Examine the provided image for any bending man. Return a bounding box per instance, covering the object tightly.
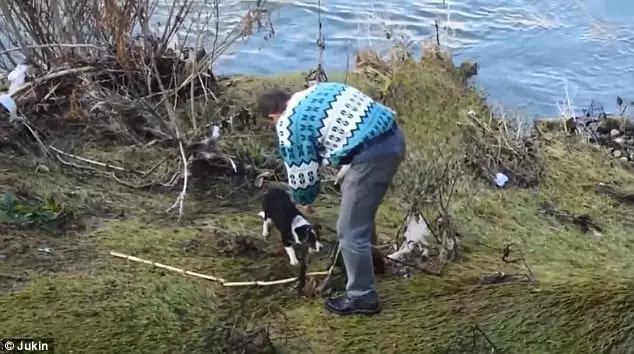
[257,82,406,315]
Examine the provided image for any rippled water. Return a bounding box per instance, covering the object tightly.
[2,1,632,117]
[197,0,634,117]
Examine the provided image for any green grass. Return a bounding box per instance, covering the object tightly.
[2,56,634,354]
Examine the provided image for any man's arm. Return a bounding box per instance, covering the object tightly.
[279,140,321,206]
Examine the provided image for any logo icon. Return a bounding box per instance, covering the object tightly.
[3,340,15,351]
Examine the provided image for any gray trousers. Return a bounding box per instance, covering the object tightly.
[337,126,406,299]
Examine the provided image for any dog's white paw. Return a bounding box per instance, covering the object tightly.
[262,230,269,238]
[284,246,300,266]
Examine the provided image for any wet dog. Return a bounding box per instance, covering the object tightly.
[258,188,323,266]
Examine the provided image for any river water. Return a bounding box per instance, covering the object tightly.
[2,1,632,117]
[201,0,634,117]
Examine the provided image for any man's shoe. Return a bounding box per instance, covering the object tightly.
[325,294,381,315]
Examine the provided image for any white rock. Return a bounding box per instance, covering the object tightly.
[610,129,621,137]
[35,164,50,173]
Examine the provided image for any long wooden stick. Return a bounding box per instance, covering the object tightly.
[110,251,328,287]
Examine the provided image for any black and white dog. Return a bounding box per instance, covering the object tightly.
[258,188,323,266]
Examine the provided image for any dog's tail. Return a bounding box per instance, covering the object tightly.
[257,211,265,219]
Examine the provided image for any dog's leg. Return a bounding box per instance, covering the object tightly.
[309,241,324,254]
[284,246,300,266]
[261,218,273,239]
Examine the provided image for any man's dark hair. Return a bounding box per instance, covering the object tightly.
[257,87,291,117]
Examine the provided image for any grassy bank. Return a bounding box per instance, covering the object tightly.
[2,52,634,354]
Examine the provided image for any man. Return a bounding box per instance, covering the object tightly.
[257,82,406,315]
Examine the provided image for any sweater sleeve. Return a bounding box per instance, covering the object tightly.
[279,138,321,206]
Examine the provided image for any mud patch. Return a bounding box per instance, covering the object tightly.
[0,273,28,292]
[0,224,98,275]
[182,230,268,259]
[202,325,276,354]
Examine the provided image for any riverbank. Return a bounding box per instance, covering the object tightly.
[1,44,634,353]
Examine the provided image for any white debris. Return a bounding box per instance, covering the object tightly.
[494,172,509,187]
[255,171,274,188]
[7,64,29,95]
[166,34,180,52]
[227,156,237,173]
[0,94,18,122]
[211,125,221,140]
[387,211,433,261]
[0,64,30,122]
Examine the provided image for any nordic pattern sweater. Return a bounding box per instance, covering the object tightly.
[275,82,396,205]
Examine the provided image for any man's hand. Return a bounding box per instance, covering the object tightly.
[334,164,351,186]
[296,204,316,215]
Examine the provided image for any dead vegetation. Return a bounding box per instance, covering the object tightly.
[462,108,543,188]
[0,0,277,223]
[389,153,463,277]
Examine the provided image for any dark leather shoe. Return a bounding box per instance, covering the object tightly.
[325,294,381,315]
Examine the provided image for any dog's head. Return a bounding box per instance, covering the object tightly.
[294,223,323,253]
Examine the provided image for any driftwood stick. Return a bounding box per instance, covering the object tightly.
[223,274,328,287]
[49,145,144,174]
[110,251,328,287]
[0,43,107,58]
[19,119,50,156]
[164,139,189,221]
[110,251,226,282]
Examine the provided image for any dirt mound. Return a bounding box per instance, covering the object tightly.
[182,230,268,259]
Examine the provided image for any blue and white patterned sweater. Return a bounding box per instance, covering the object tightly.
[276,82,396,205]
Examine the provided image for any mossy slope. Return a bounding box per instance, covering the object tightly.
[1,58,634,354]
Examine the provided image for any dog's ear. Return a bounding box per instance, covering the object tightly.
[313,223,322,232]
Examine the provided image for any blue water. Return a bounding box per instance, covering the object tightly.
[207,0,634,117]
[2,0,631,117]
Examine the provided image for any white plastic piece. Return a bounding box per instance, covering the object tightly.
[7,64,29,95]
[211,125,221,140]
[387,212,432,261]
[494,172,509,187]
[0,94,18,122]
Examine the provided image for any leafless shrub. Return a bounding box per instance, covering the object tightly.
[462,107,543,188]
[393,147,463,274]
[0,0,275,221]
